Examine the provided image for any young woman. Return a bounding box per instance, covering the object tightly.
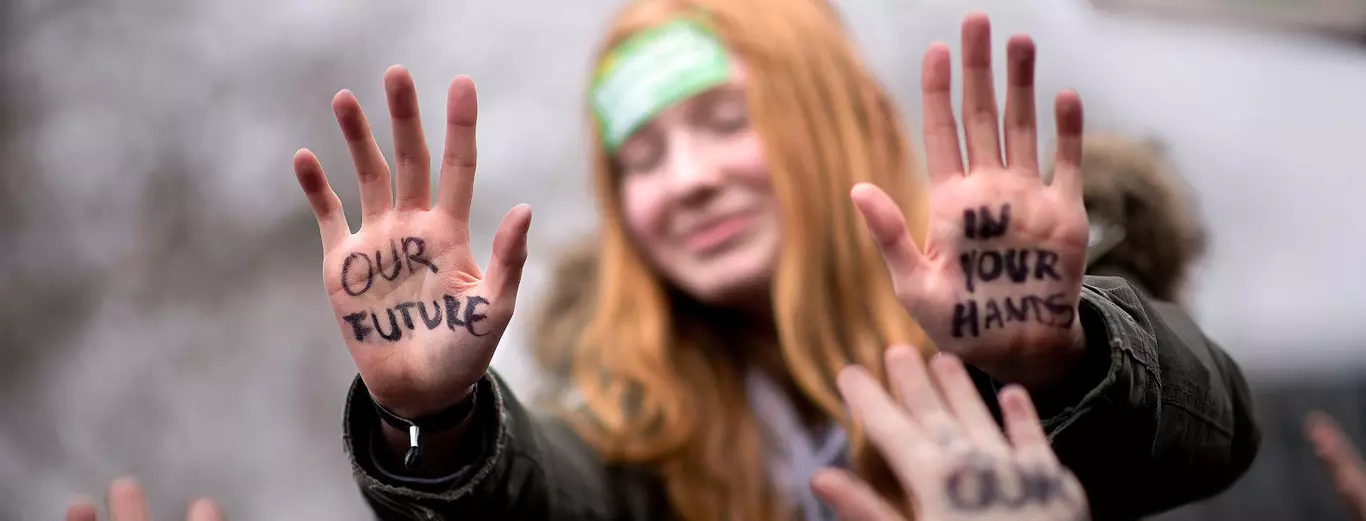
[289,0,1259,519]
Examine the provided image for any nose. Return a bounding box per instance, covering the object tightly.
[662,134,723,204]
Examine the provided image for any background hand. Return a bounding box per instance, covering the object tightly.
[852,12,1090,387]
[812,349,1089,521]
[1306,411,1366,521]
[294,66,532,417]
[65,477,222,521]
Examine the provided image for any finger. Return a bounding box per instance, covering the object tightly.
[1306,411,1366,514]
[837,365,924,470]
[930,354,1008,451]
[1049,89,1085,199]
[1002,35,1039,173]
[481,204,533,309]
[884,348,964,451]
[810,468,908,521]
[64,499,98,521]
[884,347,950,424]
[1000,384,1059,465]
[850,184,925,293]
[107,476,150,521]
[187,499,225,521]
[332,89,394,221]
[435,75,479,224]
[385,65,433,211]
[293,149,351,250]
[1307,411,1364,472]
[960,12,1004,171]
[920,42,964,182]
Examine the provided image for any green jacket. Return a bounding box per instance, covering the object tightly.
[340,276,1260,520]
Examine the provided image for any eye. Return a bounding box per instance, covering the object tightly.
[696,89,749,134]
[616,128,666,175]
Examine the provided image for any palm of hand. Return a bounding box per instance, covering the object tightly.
[852,14,1090,381]
[916,172,1089,352]
[916,450,1089,521]
[296,68,531,417]
[814,347,1091,521]
[322,216,493,407]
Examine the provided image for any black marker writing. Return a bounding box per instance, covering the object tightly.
[416,300,443,329]
[963,204,1011,240]
[341,253,373,296]
[950,293,1075,338]
[377,241,402,281]
[943,460,1076,511]
[373,308,402,341]
[444,295,490,337]
[958,248,1061,293]
[342,312,371,340]
[339,237,440,296]
[394,302,419,329]
[343,294,491,343]
[402,237,439,274]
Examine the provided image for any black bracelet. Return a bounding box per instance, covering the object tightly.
[372,385,478,471]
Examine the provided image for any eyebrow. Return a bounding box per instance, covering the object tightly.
[684,83,746,114]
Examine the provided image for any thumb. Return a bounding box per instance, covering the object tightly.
[851,183,925,293]
[810,468,908,521]
[482,204,532,311]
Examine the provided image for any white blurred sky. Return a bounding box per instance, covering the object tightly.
[6,0,1366,518]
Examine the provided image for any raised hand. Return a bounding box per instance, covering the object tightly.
[852,12,1090,387]
[1306,411,1366,521]
[65,476,222,521]
[812,349,1089,521]
[294,66,531,418]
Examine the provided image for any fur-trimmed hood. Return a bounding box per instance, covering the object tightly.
[1066,134,1208,303]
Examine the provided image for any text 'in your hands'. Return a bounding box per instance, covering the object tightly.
[952,204,1075,339]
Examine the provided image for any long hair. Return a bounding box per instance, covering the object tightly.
[546,1,933,519]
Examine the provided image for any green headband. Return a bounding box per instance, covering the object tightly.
[590,17,734,153]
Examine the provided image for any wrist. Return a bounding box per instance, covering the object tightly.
[381,384,476,420]
[1032,320,1088,390]
[373,384,478,430]
[1021,304,1112,417]
[978,319,1088,391]
[373,385,479,471]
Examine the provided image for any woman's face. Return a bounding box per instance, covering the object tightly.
[615,60,781,307]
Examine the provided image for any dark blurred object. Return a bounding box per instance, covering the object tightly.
[1072,134,1207,304]
[1090,0,1366,40]
[1153,375,1366,521]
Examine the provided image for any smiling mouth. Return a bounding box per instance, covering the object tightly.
[682,212,755,255]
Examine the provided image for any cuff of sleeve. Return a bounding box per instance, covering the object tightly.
[367,425,473,488]
[1037,285,1147,433]
[343,372,508,500]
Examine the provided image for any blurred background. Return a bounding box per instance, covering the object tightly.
[2,0,1365,519]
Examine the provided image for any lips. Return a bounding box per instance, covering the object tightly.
[681,212,755,254]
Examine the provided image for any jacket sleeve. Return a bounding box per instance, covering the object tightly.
[342,370,670,521]
[1021,275,1261,519]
